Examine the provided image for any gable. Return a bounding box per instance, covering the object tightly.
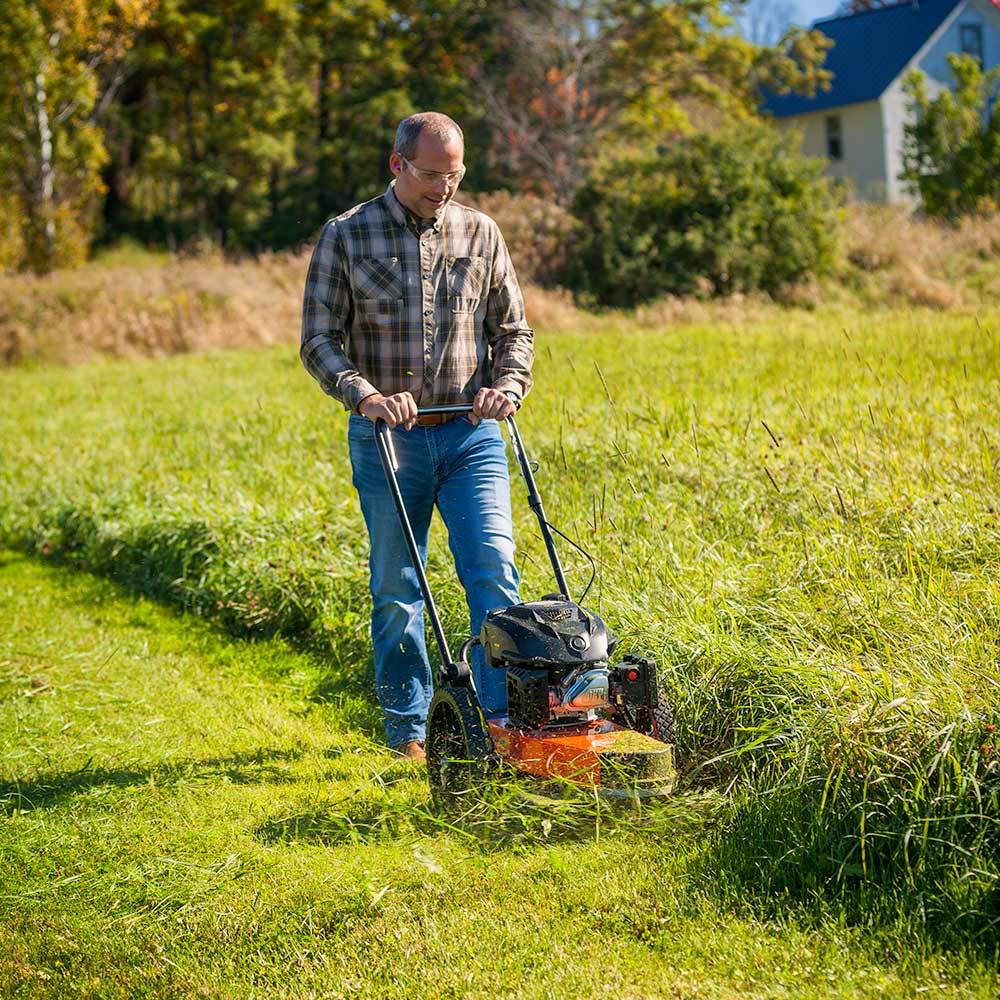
[915,0,1000,85]
[762,0,963,118]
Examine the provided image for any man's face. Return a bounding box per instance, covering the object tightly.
[389,131,465,219]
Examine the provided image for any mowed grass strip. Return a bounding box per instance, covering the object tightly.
[2,552,998,999]
[2,307,1000,939]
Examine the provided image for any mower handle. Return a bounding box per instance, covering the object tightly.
[414,403,474,415]
[372,405,572,675]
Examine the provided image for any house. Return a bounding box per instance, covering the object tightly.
[761,0,1000,202]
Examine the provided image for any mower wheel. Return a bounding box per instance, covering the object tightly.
[425,686,494,810]
[623,655,677,746]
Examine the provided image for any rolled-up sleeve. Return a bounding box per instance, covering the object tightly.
[300,221,378,411]
[484,227,534,406]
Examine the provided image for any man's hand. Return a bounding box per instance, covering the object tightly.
[471,387,516,425]
[359,392,417,429]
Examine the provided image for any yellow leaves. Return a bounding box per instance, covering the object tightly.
[116,0,157,32]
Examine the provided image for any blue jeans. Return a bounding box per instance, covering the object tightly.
[348,413,520,746]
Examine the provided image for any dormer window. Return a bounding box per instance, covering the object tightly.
[960,24,984,67]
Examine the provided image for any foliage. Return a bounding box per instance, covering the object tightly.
[569,124,840,305]
[114,0,306,247]
[0,0,833,265]
[0,0,151,273]
[474,0,832,201]
[901,54,1000,219]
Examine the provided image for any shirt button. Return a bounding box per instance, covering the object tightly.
[423,273,431,279]
[424,309,432,317]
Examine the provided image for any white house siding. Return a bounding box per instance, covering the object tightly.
[776,100,888,201]
[880,78,917,204]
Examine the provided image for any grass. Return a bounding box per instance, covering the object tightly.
[2,304,1000,990]
[2,552,998,998]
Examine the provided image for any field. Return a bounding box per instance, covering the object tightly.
[2,303,1000,996]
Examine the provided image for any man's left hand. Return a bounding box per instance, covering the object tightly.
[471,387,516,425]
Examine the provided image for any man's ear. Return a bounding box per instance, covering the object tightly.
[389,153,402,176]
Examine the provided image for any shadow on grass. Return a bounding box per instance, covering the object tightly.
[0,748,304,814]
[5,543,494,746]
[688,781,1000,958]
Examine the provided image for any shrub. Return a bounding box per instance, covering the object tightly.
[459,190,576,287]
[569,125,840,306]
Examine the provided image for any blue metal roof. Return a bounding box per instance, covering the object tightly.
[761,0,962,117]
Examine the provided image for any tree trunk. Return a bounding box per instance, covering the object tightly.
[33,65,56,273]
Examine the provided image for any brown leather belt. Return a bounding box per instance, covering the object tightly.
[414,412,457,427]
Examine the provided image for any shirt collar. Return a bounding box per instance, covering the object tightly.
[385,181,444,235]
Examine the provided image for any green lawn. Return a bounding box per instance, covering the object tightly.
[2,552,997,998]
[2,306,1000,993]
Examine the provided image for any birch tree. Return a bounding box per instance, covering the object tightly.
[0,0,151,272]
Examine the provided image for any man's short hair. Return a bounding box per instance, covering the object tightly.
[393,113,464,160]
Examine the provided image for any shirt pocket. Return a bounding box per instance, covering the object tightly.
[354,297,403,339]
[447,255,487,313]
[353,256,405,302]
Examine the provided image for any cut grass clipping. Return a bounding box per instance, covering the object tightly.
[2,308,1000,971]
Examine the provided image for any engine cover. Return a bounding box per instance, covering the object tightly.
[480,599,617,674]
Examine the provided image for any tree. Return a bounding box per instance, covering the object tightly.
[0,0,151,272]
[119,0,305,248]
[472,0,832,202]
[569,122,839,304]
[901,54,1000,217]
[298,0,506,224]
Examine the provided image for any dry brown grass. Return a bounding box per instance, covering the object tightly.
[844,205,1000,309]
[0,250,305,366]
[885,262,964,310]
[4,202,1000,368]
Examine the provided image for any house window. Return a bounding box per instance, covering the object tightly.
[825,115,843,161]
[960,24,984,67]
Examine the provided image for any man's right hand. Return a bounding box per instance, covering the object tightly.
[358,392,418,430]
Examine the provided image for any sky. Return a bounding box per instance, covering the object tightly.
[795,0,843,24]
[736,0,849,46]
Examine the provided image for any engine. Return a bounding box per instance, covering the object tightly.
[481,598,620,729]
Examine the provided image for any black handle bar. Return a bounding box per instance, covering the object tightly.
[413,403,474,414]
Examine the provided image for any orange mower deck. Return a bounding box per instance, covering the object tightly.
[487,717,676,796]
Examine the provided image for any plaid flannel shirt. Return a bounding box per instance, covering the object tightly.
[300,183,534,413]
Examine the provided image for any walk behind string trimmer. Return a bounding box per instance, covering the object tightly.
[374,404,676,807]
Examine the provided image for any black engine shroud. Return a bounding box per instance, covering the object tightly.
[480,599,617,679]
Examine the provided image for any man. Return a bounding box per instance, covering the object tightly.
[300,112,534,760]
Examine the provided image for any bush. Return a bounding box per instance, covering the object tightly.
[459,190,576,288]
[569,124,840,306]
